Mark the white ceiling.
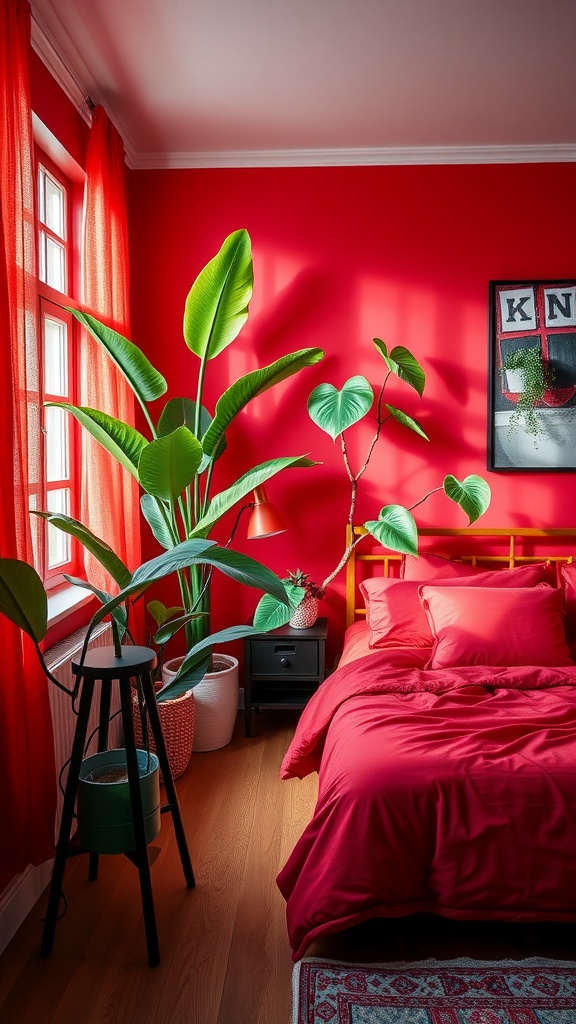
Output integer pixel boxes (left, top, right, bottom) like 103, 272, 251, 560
30, 0, 576, 169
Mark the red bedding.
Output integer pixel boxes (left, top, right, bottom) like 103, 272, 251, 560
277, 651, 576, 960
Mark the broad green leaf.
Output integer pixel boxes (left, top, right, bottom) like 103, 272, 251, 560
308, 376, 373, 439
373, 339, 426, 397
130, 539, 217, 590
157, 652, 211, 701
191, 455, 317, 538
138, 426, 203, 501
68, 309, 166, 403
443, 474, 492, 524
86, 539, 219, 633
385, 404, 429, 441
146, 600, 184, 629
33, 512, 131, 589
0, 559, 47, 641
202, 348, 324, 457
364, 505, 418, 556
158, 398, 227, 469
140, 494, 175, 549
47, 403, 147, 480
158, 624, 268, 701
192, 547, 288, 603
183, 229, 253, 360
253, 583, 305, 632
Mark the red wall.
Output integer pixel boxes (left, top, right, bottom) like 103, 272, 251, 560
127, 163, 576, 659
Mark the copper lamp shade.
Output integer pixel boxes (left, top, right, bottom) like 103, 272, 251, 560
246, 486, 286, 539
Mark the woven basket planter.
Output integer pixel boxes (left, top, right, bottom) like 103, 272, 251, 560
132, 689, 195, 781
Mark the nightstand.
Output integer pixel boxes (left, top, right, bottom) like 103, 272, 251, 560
243, 618, 328, 736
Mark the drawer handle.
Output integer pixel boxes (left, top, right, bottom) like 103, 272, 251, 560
280, 658, 291, 668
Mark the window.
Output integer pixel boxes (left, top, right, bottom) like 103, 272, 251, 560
34, 151, 80, 586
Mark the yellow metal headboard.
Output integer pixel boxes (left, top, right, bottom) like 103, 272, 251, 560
345, 525, 576, 627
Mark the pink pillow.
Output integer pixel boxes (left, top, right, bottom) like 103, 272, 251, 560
419, 584, 573, 669
402, 551, 484, 581
559, 563, 576, 641
423, 562, 553, 590
362, 563, 555, 650
360, 578, 433, 649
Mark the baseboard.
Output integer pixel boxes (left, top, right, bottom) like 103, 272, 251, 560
0, 859, 53, 955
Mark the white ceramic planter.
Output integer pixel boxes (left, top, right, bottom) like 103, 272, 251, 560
504, 369, 525, 393
162, 654, 239, 752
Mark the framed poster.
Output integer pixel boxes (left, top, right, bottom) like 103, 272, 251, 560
488, 279, 576, 471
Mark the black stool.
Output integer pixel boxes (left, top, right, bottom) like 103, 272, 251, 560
41, 646, 195, 967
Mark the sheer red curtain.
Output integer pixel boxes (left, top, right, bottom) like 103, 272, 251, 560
0, 0, 57, 892
81, 106, 142, 604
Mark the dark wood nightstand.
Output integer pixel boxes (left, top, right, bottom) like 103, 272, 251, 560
243, 618, 328, 736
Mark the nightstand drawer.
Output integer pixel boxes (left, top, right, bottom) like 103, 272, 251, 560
251, 639, 319, 677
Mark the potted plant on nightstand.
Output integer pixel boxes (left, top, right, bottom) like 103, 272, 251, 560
44, 228, 323, 751
254, 341, 491, 630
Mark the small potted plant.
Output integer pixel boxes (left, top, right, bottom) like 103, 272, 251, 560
283, 570, 325, 628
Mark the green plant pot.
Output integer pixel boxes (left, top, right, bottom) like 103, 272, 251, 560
77, 748, 161, 854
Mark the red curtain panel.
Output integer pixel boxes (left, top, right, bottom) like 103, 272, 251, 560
0, 0, 57, 893
80, 105, 143, 608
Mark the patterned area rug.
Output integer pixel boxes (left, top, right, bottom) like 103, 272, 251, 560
292, 957, 576, 1024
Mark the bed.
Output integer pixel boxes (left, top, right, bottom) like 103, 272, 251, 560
276, 527, 576, 961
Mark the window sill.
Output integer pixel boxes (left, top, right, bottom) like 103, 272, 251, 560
47, 584, 93, 628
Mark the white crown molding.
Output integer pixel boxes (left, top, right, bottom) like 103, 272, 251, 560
130, 143, 576, 171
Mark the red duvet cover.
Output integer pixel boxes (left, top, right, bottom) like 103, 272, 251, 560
277, 651, 576, 960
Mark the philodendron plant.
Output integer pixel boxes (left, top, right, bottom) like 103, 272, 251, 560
30, 229, 324, 697
254, 339, 491, 630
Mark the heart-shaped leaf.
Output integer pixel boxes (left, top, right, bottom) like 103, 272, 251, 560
385, 404, 429, 441
373, 339, 426, 397
308, 376, 373, 439
443, 475, 491, 524
364, 505, 418, 556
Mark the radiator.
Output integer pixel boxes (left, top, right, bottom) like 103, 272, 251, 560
46, 622, 122, 836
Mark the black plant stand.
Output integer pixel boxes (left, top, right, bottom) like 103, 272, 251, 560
40, 646, 195, 967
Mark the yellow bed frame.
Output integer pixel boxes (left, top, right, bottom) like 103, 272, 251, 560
345, 525, 576, 627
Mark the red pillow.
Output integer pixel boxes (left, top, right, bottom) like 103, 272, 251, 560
362, 563, 555, 650
402, 551, 484, 581
560, 563, 576, 642
360, 578, 433, 649
423, 562, 553, 589
419, 584, 572, 670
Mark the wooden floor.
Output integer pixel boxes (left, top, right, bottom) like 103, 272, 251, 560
1, 710, 575, 1024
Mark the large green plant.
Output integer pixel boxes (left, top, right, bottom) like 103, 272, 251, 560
0, 537, 291, 700
254, 339, 491, 630
31, 229, 323, 696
